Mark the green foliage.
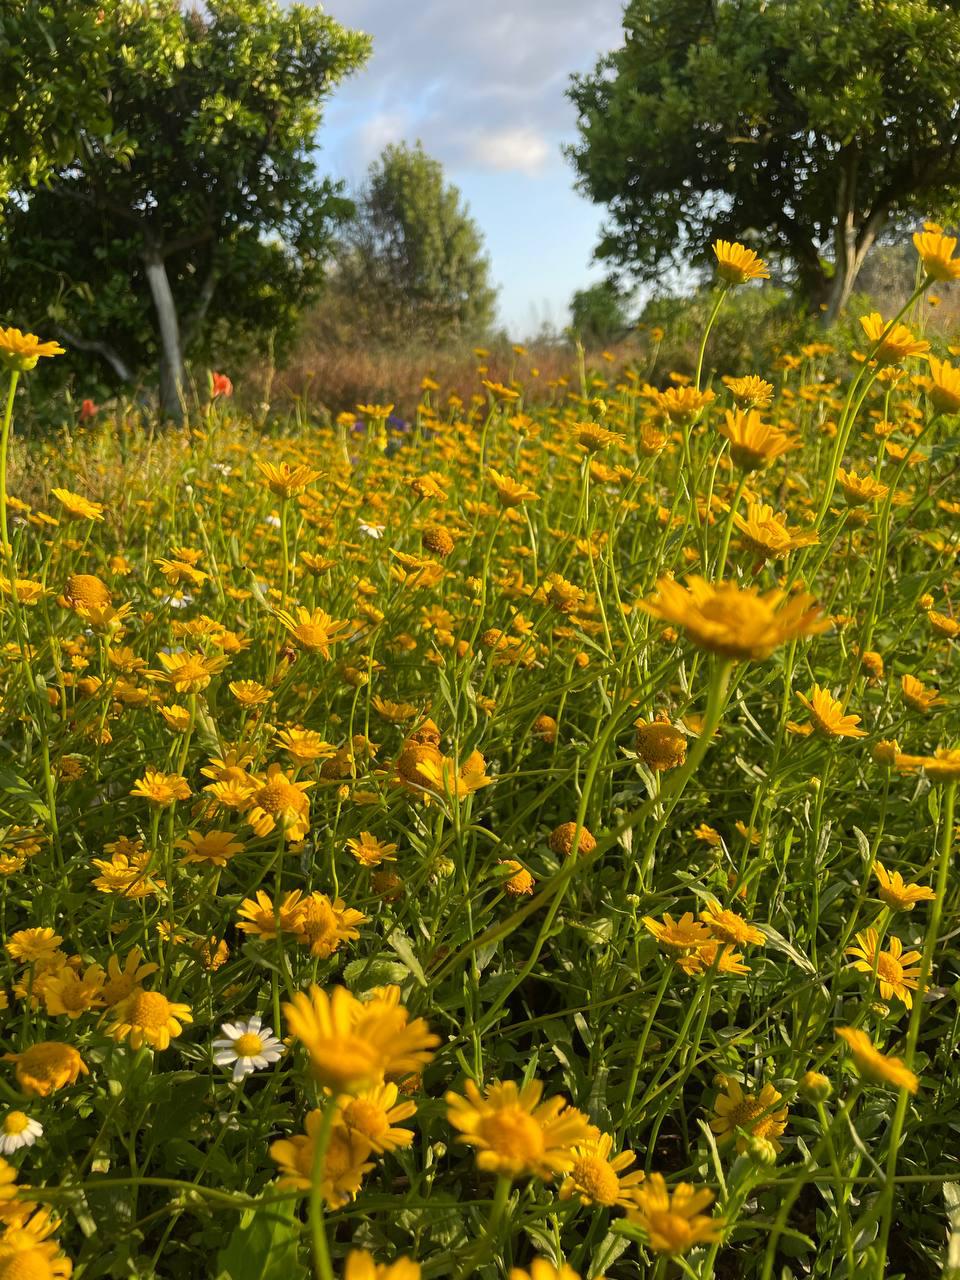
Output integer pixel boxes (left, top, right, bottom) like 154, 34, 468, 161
0, 2, 114, 202
569, 280, 631, 346
319, 142, 498, 347
568, 0, 960, 313
0, 0, 370, 405
640, 286, 817, 381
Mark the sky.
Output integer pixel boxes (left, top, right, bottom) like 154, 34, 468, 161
317, 0, 627, 338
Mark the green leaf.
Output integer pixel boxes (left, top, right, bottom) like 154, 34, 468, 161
0, 767, 51, 822
216, 1198, 306, 1280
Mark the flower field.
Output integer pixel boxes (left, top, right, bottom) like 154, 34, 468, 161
1, 232, 960, 1280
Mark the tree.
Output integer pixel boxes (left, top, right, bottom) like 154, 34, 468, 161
570, 281, 631, 345
0, 2, 113, 204
1, 0, 370, 419
567, 0, 960, 320
325, 142, 497, 346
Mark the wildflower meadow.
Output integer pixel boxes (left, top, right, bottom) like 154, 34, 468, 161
1, 230, 960, 1280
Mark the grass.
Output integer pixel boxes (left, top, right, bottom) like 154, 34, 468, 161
0, 242, 958, 1280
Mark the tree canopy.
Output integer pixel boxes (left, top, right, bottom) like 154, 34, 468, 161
567, 0, 960, 318
1, 0, 370, 418
0, 2, 113, 203
322, 142, 498, 347
570, 281, 632, 346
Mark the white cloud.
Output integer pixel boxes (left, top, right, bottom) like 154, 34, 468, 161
322, 0, 625, 177
355, 110, 409, 167
464, 126, 551, 176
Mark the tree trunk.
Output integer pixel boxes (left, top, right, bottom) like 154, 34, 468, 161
143, 250, 186, 424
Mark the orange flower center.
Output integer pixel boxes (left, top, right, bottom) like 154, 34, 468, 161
129, 990, 172, 1031
342, 1098, 386, 1140
257, 778, 301, 815
478, 1105, 545, 1163
571, 1153, 621, 1205
876, 953, 903, 984
234, 1033, 264, 1057
2, 1112, 29, 1136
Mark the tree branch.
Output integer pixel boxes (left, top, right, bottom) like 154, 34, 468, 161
56, 328, 134, 382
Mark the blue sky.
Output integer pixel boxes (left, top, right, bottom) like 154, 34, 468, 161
318, 0, 627, 337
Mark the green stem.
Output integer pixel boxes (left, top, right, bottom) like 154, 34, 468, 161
0, 370, 19, 558
873, 779, 956, 1278
308, 1100, 339, 1280
714, 470, 748, 576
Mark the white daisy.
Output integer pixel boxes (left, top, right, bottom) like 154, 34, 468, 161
358, 520, 385, 539
0, 1110, 43, 1154
212, 1015, 284, 1082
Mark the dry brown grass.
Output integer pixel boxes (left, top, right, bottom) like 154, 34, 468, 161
264, 334, 647, 420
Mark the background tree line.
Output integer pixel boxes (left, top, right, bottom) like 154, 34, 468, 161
4, 0, 960, 417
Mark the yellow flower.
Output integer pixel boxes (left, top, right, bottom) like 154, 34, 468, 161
835, 1027, 918, 1093
926, 355, 960, 414
335, 1082, 417, 1153
634, 718, 687, 771
276, 606, 350, 657
574, 421, 626, 453
245, 764, 313, 842
5, 929, 63, 964
50, 487, 104, 522
643, 911, 712, 955
415, 748, 493, 801
275, 726, 336, 765
0, 578, 45, 605
795, 685, 866, 738
4, 1042, 88, 1097
548, 822, 597, 857
296, 893, 366, 959
100, 948, 159, 1007
558, 1131, 646, 1207
130, 768, 191, 806
236, 889, 306, 940
901, 673, 943, 713
873, 861, 936, 912
346, 832, 398, 867
497, 859, 535, 895
269, 1111, 375, 1206
927, 610, 960, 639
627, 1173, 723, 1254
509, 1263, 581, 1280
487, 468, 539, 507
718, 409, 797, 471
733, 504, 818, 561
913, 230, 960, 281
836, 466, 888, 506
284, 984, 438, 1090
859, 313, 930, 365
344, 1250, 421, 1280
658, 386, 715, 424
721, 374, 774, 409
700, 903, 765, 946
42, 964, 105, 1019
895, 747, 960, 781
846, 929, 922, 1007
712, 240, 769, 285
176, 829, 246, 867
254, 459, 322, 499
710, 1078, 789, 1154
0, 327, 65, 373
150, 650, 228, 692
109, 988, 193, 1050
445, 1078, 595, 1180
91, 851, 164, 898
641, 576, 828, 661
229, 679, 273, 706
